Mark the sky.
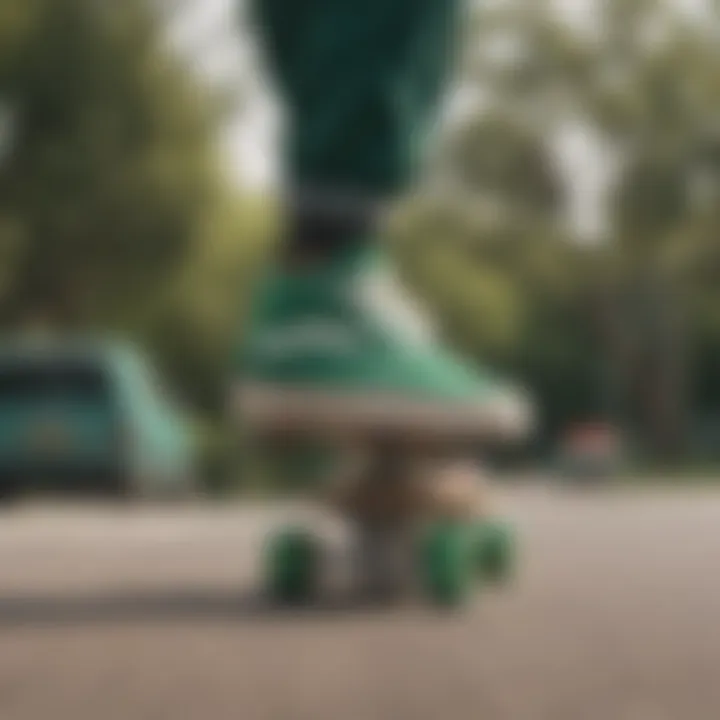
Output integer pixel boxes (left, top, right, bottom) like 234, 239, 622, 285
174, 0, 711, 241
169, 0, 278, 189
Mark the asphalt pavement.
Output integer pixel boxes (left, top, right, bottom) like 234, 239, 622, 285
1, 485, 719, 720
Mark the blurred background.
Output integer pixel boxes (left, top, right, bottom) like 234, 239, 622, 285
4, 4, 720, 719
2, 0, 720, 495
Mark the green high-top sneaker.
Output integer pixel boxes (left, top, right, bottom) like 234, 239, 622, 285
233, 249, 533, 444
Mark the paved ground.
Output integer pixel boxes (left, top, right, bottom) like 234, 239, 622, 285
1, 486, 720, 720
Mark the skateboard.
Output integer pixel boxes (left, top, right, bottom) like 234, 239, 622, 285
258, 438, 516, 609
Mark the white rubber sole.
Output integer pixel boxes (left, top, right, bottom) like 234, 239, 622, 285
232, 383, 534, 444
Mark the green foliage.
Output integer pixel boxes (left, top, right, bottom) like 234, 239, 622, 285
139, 192, 276, 414
444, 113, 564, 218
0, 0, 221, 327
415, 0, 720, 457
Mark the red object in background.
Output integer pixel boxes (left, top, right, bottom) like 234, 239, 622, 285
563, 423, 620, 457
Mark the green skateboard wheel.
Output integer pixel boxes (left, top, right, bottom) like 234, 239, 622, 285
475, 521, 515, 583
420, 522, 474, 608
265, 527, 321, 604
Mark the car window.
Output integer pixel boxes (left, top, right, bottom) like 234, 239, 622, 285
0, 362, 109, 403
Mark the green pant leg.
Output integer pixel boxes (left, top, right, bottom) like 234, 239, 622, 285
249, 0, 464, 200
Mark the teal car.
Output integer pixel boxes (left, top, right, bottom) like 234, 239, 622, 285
0, 337, 197, 502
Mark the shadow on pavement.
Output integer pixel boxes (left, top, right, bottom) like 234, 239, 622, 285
0, 589, 449, 628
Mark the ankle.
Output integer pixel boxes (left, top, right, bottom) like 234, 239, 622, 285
280, 188, 382, 268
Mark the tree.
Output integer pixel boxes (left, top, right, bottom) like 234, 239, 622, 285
420, 0, 720, 458
0, 0, 222, 328
140, 192, 275, 414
